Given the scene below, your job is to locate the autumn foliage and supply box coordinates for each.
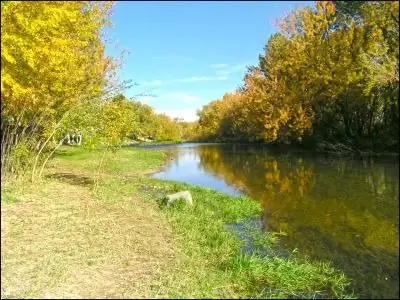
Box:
[197,1,399,152]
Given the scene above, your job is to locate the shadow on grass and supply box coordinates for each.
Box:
[54,146,94,159]
[54,148,82,159]
[46,172,95,186]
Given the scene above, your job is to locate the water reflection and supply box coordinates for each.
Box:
[153,144,399,299]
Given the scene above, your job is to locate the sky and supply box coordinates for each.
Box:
[105,1,313,121]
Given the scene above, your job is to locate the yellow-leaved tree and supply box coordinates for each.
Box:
[1,1,120,180]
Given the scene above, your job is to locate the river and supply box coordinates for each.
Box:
[149,143,399,299]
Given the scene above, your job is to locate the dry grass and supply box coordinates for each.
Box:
[1,179,178,299]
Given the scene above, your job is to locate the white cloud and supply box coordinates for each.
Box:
[174,76,228,83]
[141,75,228,86]
[155,108,199,122]
[215,63,249,75]
[141,80,163,86]
[163,92,201,104]
[209,63,229,69]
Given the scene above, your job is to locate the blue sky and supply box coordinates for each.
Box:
[105,1,313,121]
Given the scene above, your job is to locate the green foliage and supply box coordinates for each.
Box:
[178,121,198,141]
[8,139,35,174]
[153,113,181,141]
[104,94,185,143]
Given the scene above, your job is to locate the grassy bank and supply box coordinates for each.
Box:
[124,140,184,147]
[1,146,353,298]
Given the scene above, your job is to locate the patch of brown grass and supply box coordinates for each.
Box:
[1,180,178,299]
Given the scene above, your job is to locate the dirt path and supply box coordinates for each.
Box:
[1,180,177,299]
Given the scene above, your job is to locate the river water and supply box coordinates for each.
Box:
[150,143,399,299]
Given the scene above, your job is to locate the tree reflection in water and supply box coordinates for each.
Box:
[189,144,399,299]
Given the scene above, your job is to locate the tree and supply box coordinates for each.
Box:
[1,1,117,179]
[196,0,399,151]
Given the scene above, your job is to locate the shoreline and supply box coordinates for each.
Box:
[122,146,355,298]
[129,140,399,159]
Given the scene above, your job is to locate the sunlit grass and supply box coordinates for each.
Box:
[49,145,166,176]
[131,178,354,298]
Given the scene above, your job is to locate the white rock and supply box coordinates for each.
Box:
[166,191,193,207]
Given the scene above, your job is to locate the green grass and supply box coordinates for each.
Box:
[129,178,353,298]
[50,146,166,175]
[1,146,355,298]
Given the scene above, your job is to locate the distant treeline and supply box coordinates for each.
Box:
[195,1,399,152]
[105,94,197,143]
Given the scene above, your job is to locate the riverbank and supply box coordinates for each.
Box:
[187,139,399,158]
[124,140,184,147]
[1,146,353,298]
